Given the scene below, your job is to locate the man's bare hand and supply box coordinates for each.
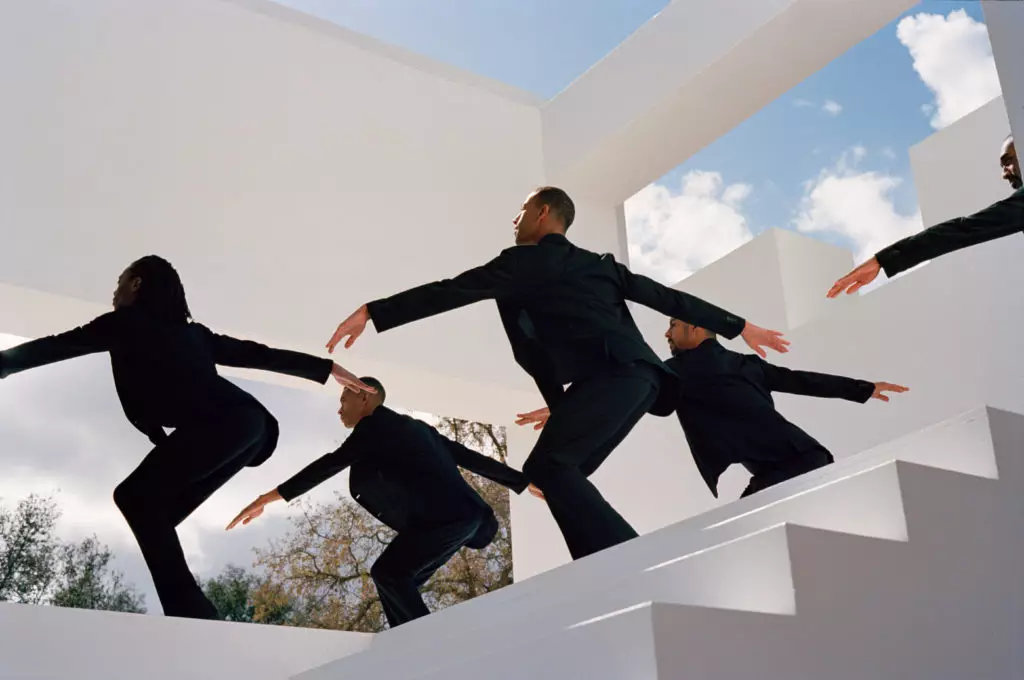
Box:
[527,484,545,501]
[740,323,790,359]
[828,257,882,298]
[871,382,909,402]
[515,407,550,430]
[327,305,370,353]
[226,490,283,530]
[331,363,376,394]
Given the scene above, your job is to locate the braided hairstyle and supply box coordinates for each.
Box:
[128,255,192,324]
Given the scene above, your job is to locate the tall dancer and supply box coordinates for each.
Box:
[325,187,789,560]
[0,255,373,619]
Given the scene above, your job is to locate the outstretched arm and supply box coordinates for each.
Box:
[755,357,907,403]
[206,329,375,394]
[327,249,521,352]
[206,330,333,382]
[829,189,1024,296]
[0,313,119,379]
[226,438,363,530]
[876,189,1023,277]
[617,263,789,357]
[443,439,528,494]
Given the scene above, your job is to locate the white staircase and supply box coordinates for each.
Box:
[1,406,1020,679]
[294,405,1024,680]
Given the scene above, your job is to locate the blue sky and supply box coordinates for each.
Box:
[272,1,1004,284]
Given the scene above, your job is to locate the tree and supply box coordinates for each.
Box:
[253,416,514,632]
[0,494,146,613]
[0,495,61,604]
[50,536,146,614]
[200,564,293,624]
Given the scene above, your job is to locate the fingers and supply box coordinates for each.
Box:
[225,511,247,531]
[226,501,263,530]
[534,422,544,430]
[826,279,848,299]
[326,325,346,353]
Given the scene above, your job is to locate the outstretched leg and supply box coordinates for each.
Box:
[113,405,268,619]
[522,362,659,560]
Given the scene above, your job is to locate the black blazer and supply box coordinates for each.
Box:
[657,340,874,496]
[876,187,1024,277]
[366,233,747,408]
[277,406,528,549]
[0,307,333,465]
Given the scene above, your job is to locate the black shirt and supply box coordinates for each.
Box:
[277,406,528,541]
[659,340,874,496]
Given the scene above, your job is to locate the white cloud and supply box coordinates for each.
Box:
[794,148,923,271]
[897,9,1002,129]
[625,171,755,285]
[822,100,843,116]
[793,98,814,108]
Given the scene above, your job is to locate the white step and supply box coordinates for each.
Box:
[294,406,1022,680]
[378,460,1022,679]
[292,463,908,680]
[385,405,1000,650]
[0,602,371,680]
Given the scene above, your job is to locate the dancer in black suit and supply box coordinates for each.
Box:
[324,187,790,560]
[226,378,527,628]
[829,135,1022,296]
[518,319,907,498]
[0,255,373,619]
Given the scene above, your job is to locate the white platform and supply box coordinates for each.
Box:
[2,409,1019,679]
[291,405,1023,680]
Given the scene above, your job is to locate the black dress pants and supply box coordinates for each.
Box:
[370,514,484,628]
[741,448,834,498]
[113,404,270,619]
[521,361,660,560]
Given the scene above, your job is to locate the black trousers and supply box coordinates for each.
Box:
[522,361,660,560]
[113,404,270,620]
[740,448,834,498]
[370,514,484,628]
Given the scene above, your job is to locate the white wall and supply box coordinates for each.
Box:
[983,2,1024,140]
[0,0,574,425]
[511,98,1022,580]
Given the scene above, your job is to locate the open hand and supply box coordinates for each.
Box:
[871,382,909,402]
[828,257,881,298]
[740,323,790,358]
[515,407,550,430]
[331,363,377,394]
[327,305,370,353]
[226,490,283,530]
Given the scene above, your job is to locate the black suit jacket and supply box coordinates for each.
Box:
[0,307,333,465]
[366,233,747,408]
[277,406,528,549]
[657,340,874,496]
[876,187,1024,277]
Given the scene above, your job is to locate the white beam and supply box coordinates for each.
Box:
[542,0,917,205]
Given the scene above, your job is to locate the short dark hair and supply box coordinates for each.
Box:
[359,376,386,404]
[533,186,575,230]
[130,255,192,324]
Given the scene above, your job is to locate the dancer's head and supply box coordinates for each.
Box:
[1001,135,1021,190]
[512,186,575,245]
[665,318,716,355]
[338,376,386,428]
[113,255,192,324]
